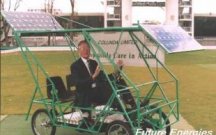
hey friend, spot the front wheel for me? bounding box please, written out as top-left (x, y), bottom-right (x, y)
top-left (106, 120), bottom-right (133, 135)
top-left (31, 109), bottom-right (56, 135)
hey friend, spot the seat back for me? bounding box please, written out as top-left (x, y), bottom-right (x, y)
top-left (46, 76), bottom-right (67, 100)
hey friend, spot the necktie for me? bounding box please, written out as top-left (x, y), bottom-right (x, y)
top-left (87, 60), bottom-right (93, 75)
top-left (87, 60), bottom-right (97, 88)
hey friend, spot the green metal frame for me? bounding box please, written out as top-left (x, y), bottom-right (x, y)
top-left (13, 24), bottom-right (179, 134)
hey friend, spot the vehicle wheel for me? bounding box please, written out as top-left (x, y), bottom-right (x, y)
top-left (31, 109), bottom-right (56, 135)
top-left (142, 111), bottom-right (170, 135)
top-left (106, 120), bottom-right (133, 135)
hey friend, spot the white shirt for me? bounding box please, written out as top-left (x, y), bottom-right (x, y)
top-left (81, 57), bottom-right (92, 75)
top-left (81, 57), bottom-right (96, 88)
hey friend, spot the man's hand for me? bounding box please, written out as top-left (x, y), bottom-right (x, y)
top-left (117, 60), bottom-right (124, 69)
top-left (92, 66), bottom-right (100, 80)
top-left (113, 60), bottom-right (124, 80)
top-left (114, 60), bottom-right (124, 73)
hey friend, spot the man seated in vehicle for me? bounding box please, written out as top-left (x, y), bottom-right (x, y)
top-left (70, 40), bottom-right (135, 112)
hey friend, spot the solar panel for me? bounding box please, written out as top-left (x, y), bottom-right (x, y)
top-left (1, 11), bottom-right (63, 31)
top-left (141, 25), bottom-right (203, 53)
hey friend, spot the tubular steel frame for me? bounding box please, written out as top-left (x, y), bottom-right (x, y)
top-left (13, 25), bottom-right (179, 134)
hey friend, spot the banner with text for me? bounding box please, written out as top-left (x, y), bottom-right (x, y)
top-left (74, 31), bottom-right (165, 67)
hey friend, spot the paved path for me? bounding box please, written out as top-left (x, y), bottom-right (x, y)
top-left (203, 46), bottom-right (216, 50)
top-left (0, 115), bottom-right (7, 121)
top-left (171, 115), bottom-right (194, 130)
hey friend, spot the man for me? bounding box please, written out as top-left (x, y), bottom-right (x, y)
top-left (71, 40), bottom-right (136, 112)
top-left (70, 40), bottom-right (111, 109)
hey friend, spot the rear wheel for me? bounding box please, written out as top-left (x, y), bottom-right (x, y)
top-left (31, 109), bottom-right (56, 135)
top-left (106, 120), bottom-right (132, 135)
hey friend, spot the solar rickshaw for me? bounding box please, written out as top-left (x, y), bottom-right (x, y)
top-left (2, 11), bottom-right (202, 135)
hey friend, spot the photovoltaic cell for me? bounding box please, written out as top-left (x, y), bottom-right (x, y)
top-left (1, 11), bottom-right (63, 31)
top-left (141, 25), bottom-right (203, 53)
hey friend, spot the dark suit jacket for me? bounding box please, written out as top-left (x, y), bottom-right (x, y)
top-left (70, 58), bottom-right (95, 107)
top-left (70, 58), bottom-right (135, 111)
top-left (70, 58), bottom-right (110, 108)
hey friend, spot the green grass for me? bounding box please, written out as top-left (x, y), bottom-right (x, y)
top-left (1, 50), bottom-right (216, 133)
top-left (166, 50), bottom-right (216, 133)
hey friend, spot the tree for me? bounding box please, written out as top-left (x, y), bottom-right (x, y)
top-left (69, 0), bottom-right (76, 39)
top-left (70, 0), bottom-right (75, 20)
top-left (0, 0), bottom-right (22, 47)
top-left (0, 0), bottom-right (4, 44)
top-left (44, 0), bottom-right (55, 14)
top-left (43, 0), bottom-right (55, 46)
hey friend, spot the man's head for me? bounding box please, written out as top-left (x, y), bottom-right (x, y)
top-left (78, 40), bottom-right (90, 59)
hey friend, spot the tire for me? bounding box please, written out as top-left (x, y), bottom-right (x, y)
top-left (142, 111), bottom-right (170, 135)
top-left (106, 120), bottom-right (133, 135)
top-left (31, 109), bottom-right (56, 135)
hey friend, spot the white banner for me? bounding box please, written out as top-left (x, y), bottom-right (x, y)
top-left (75, 31), bottom-right (165, 67)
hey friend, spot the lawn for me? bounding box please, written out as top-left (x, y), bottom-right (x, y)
top-left (166, 50), bottom-right (216, 133)
top-left (1, 50), bottom-right (216, 133)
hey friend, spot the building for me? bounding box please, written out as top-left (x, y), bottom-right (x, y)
top-left (194, 13), bottom-right (216, 37)
top-left (2, 1), bottom-right (215, 47)
top-left (178, 0), bottom-right (194, 36)
top-left (104, 0), bottom-right (194, 36)
top-left (57, 13), bottom-right (104, 29)
top-left (194, 13), bottom-right (216, 45)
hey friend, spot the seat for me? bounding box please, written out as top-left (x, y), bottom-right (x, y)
top-left (46, 76), bottom-right (74, 102)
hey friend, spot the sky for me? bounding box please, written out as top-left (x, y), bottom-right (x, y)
top-left (3, 0), bottom-right (216, 23)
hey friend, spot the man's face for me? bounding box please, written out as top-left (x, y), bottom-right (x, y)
top-left (78, 43), bottom-right (90, 59)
